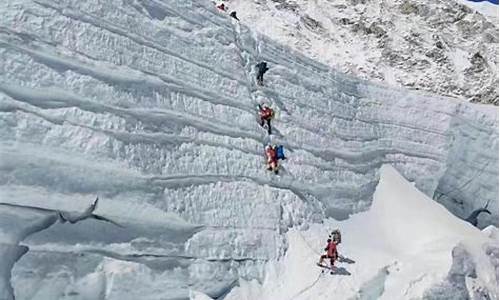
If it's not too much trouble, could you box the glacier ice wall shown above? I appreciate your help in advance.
[0,0,497,298]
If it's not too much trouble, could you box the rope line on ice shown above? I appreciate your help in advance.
[224,9,356,297]
[435,161,490,201]
[287,272,324,300]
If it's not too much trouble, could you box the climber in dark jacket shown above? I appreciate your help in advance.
[230,11,239,21]
[255,62,269,86]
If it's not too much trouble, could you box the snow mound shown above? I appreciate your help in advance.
[189,290,214,300]
[483,225,499,241]
[225,165,499,300]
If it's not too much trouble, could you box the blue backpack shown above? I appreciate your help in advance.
[276,145,286,160]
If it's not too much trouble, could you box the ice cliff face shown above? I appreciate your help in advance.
[229,0,499,104]
[0,0,497,299]
[223,165,499,300]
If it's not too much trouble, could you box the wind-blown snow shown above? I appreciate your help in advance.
[224,165,499,300]
[0,0,498,299]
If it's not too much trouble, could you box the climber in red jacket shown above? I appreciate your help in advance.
[216,2,227,11]
[258,104,275,135]
[318,238,338,268]
[265,144,279,174]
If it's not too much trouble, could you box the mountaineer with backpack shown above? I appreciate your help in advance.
[264,144,286,174]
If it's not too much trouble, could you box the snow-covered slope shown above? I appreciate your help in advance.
[223,165,499,300]
[228,0,499,104]
[0,0,498,299]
